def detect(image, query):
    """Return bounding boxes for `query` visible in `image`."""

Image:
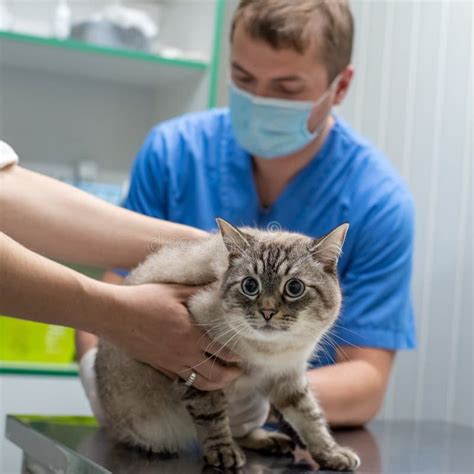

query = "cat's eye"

[241,277,260,296]
[284,278,305,298]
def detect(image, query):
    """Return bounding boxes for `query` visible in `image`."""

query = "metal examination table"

[5,415,474,473]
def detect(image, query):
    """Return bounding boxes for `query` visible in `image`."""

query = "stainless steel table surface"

[5,415,474,473]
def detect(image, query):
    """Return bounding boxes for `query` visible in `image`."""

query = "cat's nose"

[260,309,276,321]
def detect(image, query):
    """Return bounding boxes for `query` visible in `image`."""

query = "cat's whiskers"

[331,322,363,338]
[311,326,362,364]
[192,317,222,326]
[205,320,246,347]
[315,344,337,365]
[193,319,238,348]
[297,322,338,364]
[319,332,349,362]
[203,332,236,357]
[195,321,235,344]
[192,315,234,328]
[185,321,249,374]
[227,322,252,356]
[187,331,243,376]
[325,327,361,351]
[209,323,251,378]
[192,319,225,327]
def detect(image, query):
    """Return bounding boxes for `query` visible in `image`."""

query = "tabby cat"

[95,218,360,471]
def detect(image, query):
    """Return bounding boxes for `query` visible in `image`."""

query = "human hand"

[97,282,243,391]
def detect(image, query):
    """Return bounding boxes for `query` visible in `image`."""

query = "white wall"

[344,0,473,429]
[218,0,473,427]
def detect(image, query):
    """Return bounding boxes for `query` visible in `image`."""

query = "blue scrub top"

[119,109,416,367]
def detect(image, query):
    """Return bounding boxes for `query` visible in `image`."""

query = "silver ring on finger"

[184,371,197,387]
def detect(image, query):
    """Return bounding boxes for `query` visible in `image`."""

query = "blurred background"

[0,1,472,472]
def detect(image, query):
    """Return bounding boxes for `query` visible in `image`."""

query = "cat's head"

[216,218,348,346]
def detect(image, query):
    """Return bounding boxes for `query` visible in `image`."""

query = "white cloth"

[78,348,106,425]
[78,348,269,436]
[227,390,270,438]
[0,140,19,169]
[92,5,158,39]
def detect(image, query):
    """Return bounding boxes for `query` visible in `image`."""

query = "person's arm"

[0,232,242,391]
[75,270,123,359]
[308,347,394,426]
[0,164,206,269]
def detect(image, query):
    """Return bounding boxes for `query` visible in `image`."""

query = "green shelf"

[0,31,209,70]
[0,361,79,377]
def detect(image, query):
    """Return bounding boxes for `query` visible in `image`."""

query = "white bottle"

[53,0,71,40]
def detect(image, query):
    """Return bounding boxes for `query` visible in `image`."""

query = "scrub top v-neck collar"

[221,117,339,230]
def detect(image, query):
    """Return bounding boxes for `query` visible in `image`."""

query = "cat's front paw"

[204,441,246,469]
[313,445,360,471]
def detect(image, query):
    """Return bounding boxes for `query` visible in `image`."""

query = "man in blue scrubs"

[79,0,415,427]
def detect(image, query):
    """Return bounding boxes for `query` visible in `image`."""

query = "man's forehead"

[231,22,325,79]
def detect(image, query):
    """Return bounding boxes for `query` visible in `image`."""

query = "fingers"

[176,330,243,390]
[189,323,241,364]
[199,339,242,364]
[180,361,243,391]
[156,366,177,381]
[199,357,243,386]
[180,368,210,391]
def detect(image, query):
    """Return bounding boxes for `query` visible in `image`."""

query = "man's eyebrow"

[231,62,254,76]
[231,62,304,83]
[272,75,304,83]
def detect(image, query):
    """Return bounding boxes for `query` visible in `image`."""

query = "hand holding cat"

[99,282,243,391]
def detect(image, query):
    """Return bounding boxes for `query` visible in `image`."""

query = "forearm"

[0,165,205,269]
[307,359,387,427]
[75,271,121,359]
[0,231,115,333]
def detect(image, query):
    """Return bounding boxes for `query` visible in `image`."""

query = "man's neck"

[253,115,335,209]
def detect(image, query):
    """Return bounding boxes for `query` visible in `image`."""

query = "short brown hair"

[231,0,354,82]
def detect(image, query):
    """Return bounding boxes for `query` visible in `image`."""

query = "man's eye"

[234,75,253,84]
[277,86,304,96]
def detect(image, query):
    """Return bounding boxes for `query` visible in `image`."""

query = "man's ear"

[309,223,349,272]
[333,65,354,106]
[216,218,251,260]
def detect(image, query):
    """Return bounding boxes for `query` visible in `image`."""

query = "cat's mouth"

[258,325,277,331]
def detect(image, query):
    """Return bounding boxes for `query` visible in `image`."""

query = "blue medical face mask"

[229,76,339,159]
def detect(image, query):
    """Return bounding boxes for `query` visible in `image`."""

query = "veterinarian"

[77,0,416,428]
[0,141,243,393]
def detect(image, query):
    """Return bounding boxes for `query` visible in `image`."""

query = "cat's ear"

[309,223,349,272]
[216,218,251,259]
